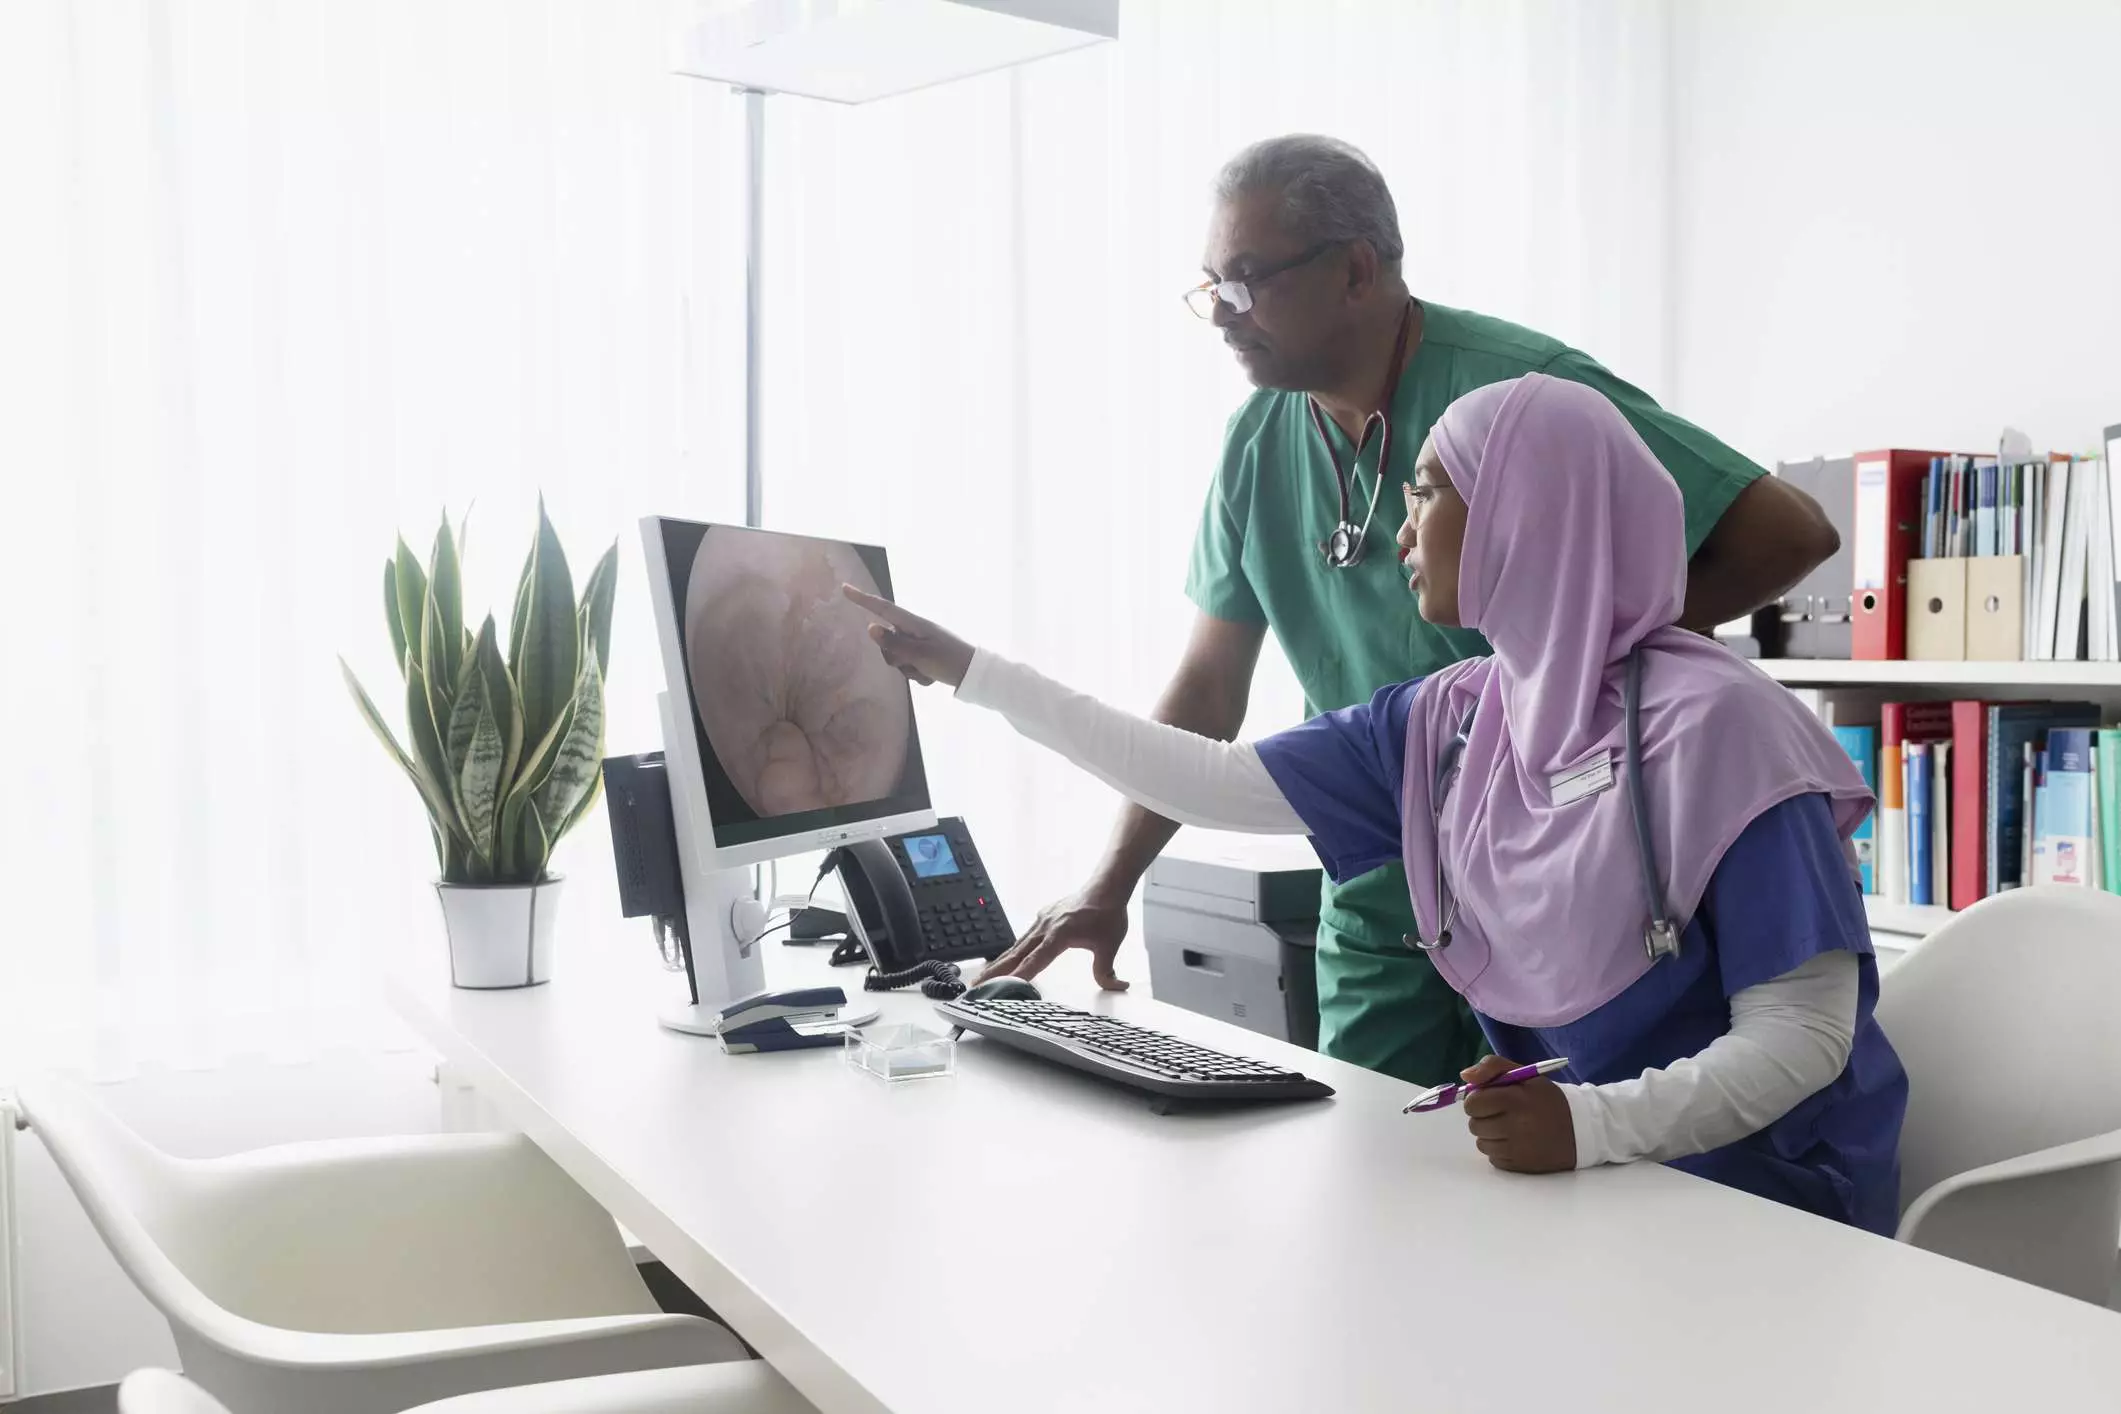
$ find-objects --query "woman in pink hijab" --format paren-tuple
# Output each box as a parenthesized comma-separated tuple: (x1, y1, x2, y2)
(848, 373, 1907, 1232)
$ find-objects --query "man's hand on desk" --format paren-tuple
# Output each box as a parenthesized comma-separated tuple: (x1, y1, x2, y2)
(985, 889, 1132, 992)
(842, 586, 976, 689)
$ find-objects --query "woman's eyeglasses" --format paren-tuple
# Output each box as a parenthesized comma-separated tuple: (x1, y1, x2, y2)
(1404, 481, 1454, 518)
(1183, 242, 1335, 319)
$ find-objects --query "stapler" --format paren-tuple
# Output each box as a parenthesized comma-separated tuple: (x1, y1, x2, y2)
(711, 987, 875, 1053)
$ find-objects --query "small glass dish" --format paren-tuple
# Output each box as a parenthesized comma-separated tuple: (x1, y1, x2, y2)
(845, 1022, 957, 1083)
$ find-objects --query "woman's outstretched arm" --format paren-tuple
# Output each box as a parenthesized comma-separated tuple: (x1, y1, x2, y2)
(843, 586, 1305, 835)
(957, 649, 1306, 835)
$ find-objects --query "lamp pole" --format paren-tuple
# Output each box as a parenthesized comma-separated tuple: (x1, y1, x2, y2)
(740, 87, 765, 530)
(691, 6, 1117, 532)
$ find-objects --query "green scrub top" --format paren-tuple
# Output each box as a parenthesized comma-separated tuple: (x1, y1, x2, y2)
(1185, 301, 1765, 1085)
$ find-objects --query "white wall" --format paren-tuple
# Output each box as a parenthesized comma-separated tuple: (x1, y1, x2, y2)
(1671, 0, 2121, 465)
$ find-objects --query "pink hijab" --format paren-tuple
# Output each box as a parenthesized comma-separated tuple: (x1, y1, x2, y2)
(1401, 374, 1872, 1028)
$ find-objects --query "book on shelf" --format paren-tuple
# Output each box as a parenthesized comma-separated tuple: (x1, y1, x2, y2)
(1878, 735, 1905, 905)
(1906, 741, 1934, 906)
(2101, 727, 2121, 891)
(1852, 449, 1947, 661)
(2034, 460, 2065, 657)
(2032, 729, 2096, 887)
(2087, 737, 2104, 890)
(1987, 702, 2102, 894)
(1841, 699, 2112, 917)
(1832, 724, 1878, 893)
(1948, 699, 1992, 910)
(2088, 464, 2116, 667)
(1893, 447, 2115, 662)
(1878, 701, 1944, 901)
(2055, 462, 2092, 661)
(2021, 741, 2036, 885)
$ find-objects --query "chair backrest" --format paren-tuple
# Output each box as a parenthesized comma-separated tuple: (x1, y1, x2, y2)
(1874, 885, 2121, 1211)
(119, 1368, 235, 1414)
(19, 1076, 658, 1344)
(12, 1077, 230, 1339)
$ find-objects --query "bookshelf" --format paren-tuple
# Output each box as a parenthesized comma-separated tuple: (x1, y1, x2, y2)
(1762, 659, 2121, 954)
(1759, 435, 2121, 953)
(1757, 659, 2121, 692)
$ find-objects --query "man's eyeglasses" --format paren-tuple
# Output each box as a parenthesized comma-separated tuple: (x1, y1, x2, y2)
(1183, 242, 1335, 319)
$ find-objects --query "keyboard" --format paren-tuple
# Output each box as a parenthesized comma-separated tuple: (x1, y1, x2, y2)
(936, 997, 1335, 1106)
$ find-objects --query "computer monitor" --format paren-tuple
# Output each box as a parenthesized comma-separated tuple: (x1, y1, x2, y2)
(641, 516, 939, 1024)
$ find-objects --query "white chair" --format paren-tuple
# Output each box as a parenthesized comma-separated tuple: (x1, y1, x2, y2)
(121, 1369, 234, 1414)
(1875, 884, 2121, 1303)
(121, 1366, 817, 1414)
(21, 1077, 766, 1414)
(398, 1367, 816, 1413)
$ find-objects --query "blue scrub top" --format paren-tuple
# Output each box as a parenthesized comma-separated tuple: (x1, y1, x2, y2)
(1257, 679, 1908, 1235)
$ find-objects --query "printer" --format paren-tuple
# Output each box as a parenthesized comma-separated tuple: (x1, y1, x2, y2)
(1143, 832, 1322, 1052)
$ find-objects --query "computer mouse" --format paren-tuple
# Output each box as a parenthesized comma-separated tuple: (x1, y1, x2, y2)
(960, 975, 1041, 1004)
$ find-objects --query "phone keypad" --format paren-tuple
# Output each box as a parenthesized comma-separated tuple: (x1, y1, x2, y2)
(901, 822, 1012, 960)
(922, 895, 1006, 954)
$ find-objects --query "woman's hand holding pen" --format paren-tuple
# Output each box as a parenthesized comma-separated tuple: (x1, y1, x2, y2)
(842, 586, 977, 690)
(1460, 1055, 1576, 1173)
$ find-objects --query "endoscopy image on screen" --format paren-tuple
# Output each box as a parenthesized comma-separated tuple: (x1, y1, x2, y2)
(660, 520, 932, 850)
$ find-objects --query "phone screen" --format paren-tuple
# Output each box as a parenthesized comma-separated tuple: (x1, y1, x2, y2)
(902, 833, 959, 879)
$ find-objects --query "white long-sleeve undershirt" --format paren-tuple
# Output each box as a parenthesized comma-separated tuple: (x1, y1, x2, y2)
(955, 647, 1860, 1168)
(956, 648, 1306, 835)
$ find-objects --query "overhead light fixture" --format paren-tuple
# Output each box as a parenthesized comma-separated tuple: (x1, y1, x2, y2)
(678, 0, 1118, 106)
(676, 0, 1118, 526)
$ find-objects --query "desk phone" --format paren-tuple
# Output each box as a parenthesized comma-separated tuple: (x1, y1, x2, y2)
(834, 817, 1015, 973)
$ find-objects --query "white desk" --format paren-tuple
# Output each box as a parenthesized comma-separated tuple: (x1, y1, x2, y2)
(389, 928, 2121, 1414)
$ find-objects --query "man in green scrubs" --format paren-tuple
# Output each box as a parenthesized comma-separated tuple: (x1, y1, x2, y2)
(986, 135, 1839, 1085)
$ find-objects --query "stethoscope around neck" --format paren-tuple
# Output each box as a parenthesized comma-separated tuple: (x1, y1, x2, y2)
(1309, 299, 1417, 570)
(1409, 647, 1682, 964)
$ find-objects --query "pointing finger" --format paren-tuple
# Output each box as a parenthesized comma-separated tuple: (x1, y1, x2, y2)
(842, 584, 921, 629)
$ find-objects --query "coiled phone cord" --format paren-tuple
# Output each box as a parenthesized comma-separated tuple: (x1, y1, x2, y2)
(817, 846, 969, 998)
(861, 957, 966, 1001)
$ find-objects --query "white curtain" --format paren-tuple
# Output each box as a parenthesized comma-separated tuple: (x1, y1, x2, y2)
(0, 0, 1677, 1078)
(1, 0, 736, 1075)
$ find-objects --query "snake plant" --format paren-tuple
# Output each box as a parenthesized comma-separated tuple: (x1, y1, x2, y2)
(342, 500, 617, 886)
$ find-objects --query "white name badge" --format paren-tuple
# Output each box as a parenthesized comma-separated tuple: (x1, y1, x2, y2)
(1550, 750, 1616, 807)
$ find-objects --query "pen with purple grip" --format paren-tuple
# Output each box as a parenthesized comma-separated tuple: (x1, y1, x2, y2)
(1404, 1056, 1571, 1114)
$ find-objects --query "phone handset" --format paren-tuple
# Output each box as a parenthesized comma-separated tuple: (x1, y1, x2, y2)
(828, 839, 967, 999)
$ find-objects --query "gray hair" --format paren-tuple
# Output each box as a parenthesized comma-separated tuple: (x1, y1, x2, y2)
(1213, 135, 1404, 265)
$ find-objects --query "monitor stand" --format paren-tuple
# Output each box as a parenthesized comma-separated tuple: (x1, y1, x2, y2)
(657, 691, 768, 1034)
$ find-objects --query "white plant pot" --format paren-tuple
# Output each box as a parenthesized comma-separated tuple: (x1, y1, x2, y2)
(435, 876, 564, 989)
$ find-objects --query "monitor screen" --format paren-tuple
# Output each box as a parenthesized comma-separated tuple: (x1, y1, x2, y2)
(901, 833, 959, 879)
(657, 520, 933, 852)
